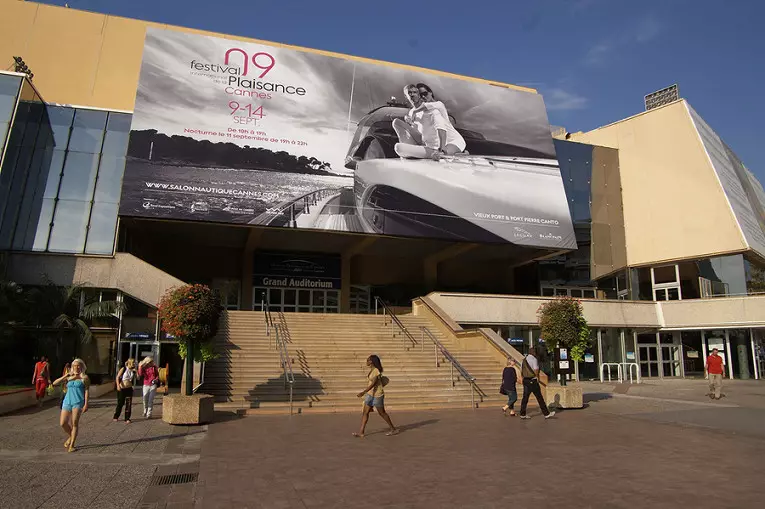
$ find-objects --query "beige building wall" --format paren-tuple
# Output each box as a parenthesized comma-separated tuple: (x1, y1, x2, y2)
(571, 100, 748, 268)
(425, 292, 765, 330)
(0, 0, 534, 112)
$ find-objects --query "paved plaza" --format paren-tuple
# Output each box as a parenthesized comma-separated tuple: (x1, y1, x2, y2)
(1, 380, 763, 508)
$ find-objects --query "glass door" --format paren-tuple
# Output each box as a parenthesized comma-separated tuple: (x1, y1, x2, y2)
(659, 332, 683, 377)
(639, 345, 659, 378)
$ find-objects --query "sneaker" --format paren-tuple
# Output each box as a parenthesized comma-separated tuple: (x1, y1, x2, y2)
(520, 415, 531, 420)
(545, 411, 556, 419)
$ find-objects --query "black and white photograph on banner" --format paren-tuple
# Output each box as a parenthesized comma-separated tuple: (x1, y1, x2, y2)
(120, 27, 577, 249)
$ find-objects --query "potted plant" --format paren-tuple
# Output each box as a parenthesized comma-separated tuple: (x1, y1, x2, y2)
(158, 284, 221, 424)
(537, 297, 590, 408)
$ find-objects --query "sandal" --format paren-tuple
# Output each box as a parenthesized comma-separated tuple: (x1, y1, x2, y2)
(386, 429, 400, 436)
(352, 433, 364, 438)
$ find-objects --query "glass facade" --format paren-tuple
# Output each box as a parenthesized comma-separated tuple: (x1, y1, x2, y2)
(532, 140, 594, 295)
(0, 74, 129, 254)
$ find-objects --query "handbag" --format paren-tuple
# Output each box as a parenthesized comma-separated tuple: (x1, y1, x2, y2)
(45, 385, 55, 396)
(499, 384, 507, 395)
(380, 375, 390, 387)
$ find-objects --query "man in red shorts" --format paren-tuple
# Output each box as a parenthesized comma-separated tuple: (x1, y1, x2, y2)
(705, 348, 725, 400)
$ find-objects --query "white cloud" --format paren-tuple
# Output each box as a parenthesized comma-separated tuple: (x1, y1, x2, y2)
(543, 88, 588, 111)
(584, 42, 613, 66)
(583, 16, 664, 67)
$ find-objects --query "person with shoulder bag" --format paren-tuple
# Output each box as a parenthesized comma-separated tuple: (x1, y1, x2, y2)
(519, 347, 555, 420)
(138, 356, 160, 418)
(113, 358, 136, 423)
(500, 358, 519, 416)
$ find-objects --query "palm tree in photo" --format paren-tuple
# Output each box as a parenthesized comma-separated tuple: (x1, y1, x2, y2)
(26, 279, 126, 365)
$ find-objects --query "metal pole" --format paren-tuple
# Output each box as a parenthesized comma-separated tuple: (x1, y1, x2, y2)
(751, 329, 760, 380)
(470, 382, 475, 409)
(421, 329, 424, 351)
(434, 343, 438, 367)
(289, 382, 293, 416)
(450, 363, 454, 387)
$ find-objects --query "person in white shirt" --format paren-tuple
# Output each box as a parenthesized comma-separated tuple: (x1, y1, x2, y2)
(416, 83, 466, 156)
(392, 84, 465, 161)
(519, 347, 555, 419)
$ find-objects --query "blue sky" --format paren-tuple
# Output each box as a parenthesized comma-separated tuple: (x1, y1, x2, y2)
(41, 0, 765, 182)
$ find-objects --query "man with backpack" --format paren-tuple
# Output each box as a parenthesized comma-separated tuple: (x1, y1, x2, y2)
(519, 347, 555, 420)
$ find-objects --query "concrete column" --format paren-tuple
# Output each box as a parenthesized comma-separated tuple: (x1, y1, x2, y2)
(241, 228, 265, 311)
(340, 254, 351, 313)
(340, 237, 378, 313)
(725, 330, 734, 380)
(423, 243, 477, 292)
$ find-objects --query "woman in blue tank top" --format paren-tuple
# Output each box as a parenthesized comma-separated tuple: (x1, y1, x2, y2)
(52, 358, 90, 452)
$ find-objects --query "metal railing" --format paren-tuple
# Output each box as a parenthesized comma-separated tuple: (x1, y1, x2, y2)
(375, 297, 418, 349)
(621, 362, 640, 384)
(273, 324, 295, 415)
(250, 187, 346, 227)
(601, 363, 623, 383)
(420, 326, 481, 409)
(262, 299, 294, 414)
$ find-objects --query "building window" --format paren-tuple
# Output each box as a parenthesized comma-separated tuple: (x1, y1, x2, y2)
(0, 96, 130, 254)
(651, 264, 682, 301)
(541, 285, 597, 299)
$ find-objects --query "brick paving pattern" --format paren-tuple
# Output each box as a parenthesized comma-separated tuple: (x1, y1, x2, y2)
(1, 380, 764, 508)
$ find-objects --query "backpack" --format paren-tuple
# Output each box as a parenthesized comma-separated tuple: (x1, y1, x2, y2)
(521, 356, 536, 378)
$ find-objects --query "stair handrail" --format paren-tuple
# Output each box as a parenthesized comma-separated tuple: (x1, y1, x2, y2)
(274, 324, 295, 415)
(374, 297, 418, 349)
(263, 297, 275, 348)
(420, 326, 481, 409)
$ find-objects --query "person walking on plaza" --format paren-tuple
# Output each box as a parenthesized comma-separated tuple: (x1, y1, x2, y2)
(138, 356, 160, 418)
(500, 358, 518, 416)
(32, 356, 51, 406)
(52, 358, 89, 452)
(113, 358, 136, 423)
(353, 355, 398, 438)
(705, 348, 726, 400)
(519, 347, 555, 420)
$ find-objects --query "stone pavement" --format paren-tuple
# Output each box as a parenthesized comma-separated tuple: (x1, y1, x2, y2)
(2, 380, 764, 508)
(0, 394, 202, 509)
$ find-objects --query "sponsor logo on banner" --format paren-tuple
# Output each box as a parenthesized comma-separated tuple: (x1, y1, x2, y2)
(120, 28, 577, 249)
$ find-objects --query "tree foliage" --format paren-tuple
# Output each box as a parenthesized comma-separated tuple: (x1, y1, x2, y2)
(537, 297, 591, 362)
(158, 284, 221, 345)
(748, 263, 765, 293)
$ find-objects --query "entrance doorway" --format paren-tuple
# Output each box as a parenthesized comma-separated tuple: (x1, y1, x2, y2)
(638, 344, 659, 378)
(252, 287, 340, 313)
(119, 341, 158, 367)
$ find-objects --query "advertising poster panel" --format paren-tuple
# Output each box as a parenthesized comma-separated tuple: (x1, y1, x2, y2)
(120, 28, 577, 249)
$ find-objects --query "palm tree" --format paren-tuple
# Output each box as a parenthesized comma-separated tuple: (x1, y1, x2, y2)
(0, 280, 26, 339)
(26, 279, 126, 365)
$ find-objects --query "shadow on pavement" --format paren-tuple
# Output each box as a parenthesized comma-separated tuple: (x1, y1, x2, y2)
(365, 419, 440, 436)
(211, 411, 244, 423)
(76, 430, 205, 450)
(583, 392, 612, 403)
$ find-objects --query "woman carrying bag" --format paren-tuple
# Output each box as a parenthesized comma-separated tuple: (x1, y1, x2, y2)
(500, 358, 519, 416)
(113, 358, 136, 423)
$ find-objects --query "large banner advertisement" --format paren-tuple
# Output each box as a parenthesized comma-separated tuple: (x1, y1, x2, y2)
(120, 28, 577, 249)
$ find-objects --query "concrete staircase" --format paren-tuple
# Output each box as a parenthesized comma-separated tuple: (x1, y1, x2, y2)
(204, 311, 510, 414)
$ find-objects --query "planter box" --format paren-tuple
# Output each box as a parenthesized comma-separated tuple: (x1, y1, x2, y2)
(545, 385, 583, 409)
(162, 393, 214, 425)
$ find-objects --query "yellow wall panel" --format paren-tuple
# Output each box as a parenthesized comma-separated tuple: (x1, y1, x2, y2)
(0, 1, 39, 59)
(23, 5, 106, 106)
(1, 1, 534, 111)
(90, 16, 148, 111)
(573, 101, 746, 267)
